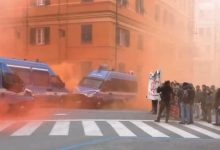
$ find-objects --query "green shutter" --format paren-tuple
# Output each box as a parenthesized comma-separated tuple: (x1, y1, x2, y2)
(30, 28, 36, 45)
(45, 27, 50, 44)
(45, 0, 51, 5)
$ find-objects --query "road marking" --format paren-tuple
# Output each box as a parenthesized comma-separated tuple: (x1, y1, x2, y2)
(54, 113, 67, 116)
(107, 121, 136, 137)
(82, 121, 103, 136)
(185, 124, 220, 139)
(197, 122, 220, 131)
(0, 121, 13, 132)
(156, 123, 199, 138)
(49, 121, 70, 136)
(131, 121, 169, 138)
(11, 121, 42, 136)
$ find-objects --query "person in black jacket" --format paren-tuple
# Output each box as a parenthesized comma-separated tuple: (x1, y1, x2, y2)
(213, 88, 220, 126)
(155, 80, 173, 123)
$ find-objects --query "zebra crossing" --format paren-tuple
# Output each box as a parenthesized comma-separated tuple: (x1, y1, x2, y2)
(0, 120, 220, 139)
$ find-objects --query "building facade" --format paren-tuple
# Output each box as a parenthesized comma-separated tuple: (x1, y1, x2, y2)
(0, 0, 194, 108)
(193, 0, 216, 86)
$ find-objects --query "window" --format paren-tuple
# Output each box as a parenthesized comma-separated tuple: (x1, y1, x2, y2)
(104, 78, 137, 92)
(32, 70, 49, 87)
(10, 67, 31, 85)
(136, 0, 145, 14)
(117, 28, 130, 47)
(137, 35, 144, 50)
(79, 78, 103, 89)
(36, 0, 50, 6)
(81, 25, 92, 43)
(117, 0, 128, 7)
(30, 27, 50, 45)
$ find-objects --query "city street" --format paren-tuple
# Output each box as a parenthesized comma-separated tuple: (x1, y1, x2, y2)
(0, 108, 220, 150)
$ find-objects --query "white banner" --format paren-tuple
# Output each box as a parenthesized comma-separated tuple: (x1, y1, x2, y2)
(147, 70, 161, 101)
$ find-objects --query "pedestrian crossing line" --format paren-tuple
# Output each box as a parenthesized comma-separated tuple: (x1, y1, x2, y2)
(185, 124, 220, 139)
(107, 121, 136, 137)
(0, 121, 13, 132)
(196, 122, 220, 132)
(131, 121, 169, 138)
(156, 123, 199, 139)
(11, 121, 43, 136)
(49, 121, 70, 136)
(82, 121, 103, 136)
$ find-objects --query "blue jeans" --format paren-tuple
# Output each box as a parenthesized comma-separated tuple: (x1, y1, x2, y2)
(180, 102, 191, 123)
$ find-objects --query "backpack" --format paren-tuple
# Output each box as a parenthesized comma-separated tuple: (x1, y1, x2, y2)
(182, 89, 189, 102)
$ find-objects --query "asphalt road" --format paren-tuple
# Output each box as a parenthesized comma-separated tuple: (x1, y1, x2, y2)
(0, 108, 220, 150)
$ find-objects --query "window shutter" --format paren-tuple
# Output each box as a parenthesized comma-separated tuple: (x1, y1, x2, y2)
(123, 0, 128, 6)
(30, 28, 36, 45)
(140, 0, 145, 14)
(125, 31, 130, 47)
(31, 0, 36, 6)
(116, 28, 120, 45)
(45, 0, 51, 5)
(45, 27, 50, 44)
(136, 0, 139, 12)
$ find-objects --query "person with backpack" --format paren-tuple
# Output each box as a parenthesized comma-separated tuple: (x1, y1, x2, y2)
(205, 87, 214, 123)
(179, 82, 191, 124)
(200, 85, 208, 121)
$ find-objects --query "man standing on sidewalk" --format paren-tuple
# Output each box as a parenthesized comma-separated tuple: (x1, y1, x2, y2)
(194, 85, 202, 119)
(155, 80, 173, 123)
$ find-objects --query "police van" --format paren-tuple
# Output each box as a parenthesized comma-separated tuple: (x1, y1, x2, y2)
(74, 67, 138, 108)
(0, 61, 33, 114)
(0, 58, 68, 105)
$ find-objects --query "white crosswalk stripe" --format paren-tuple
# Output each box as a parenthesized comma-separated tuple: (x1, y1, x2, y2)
(11, 121, 43, 136)
(107, 121, 136, 137)
(156, 123, 199, 138)
(82, 121, 103, 136)
(1, 120, 220, 139)
(0, 121, 13, 132)
(131, 121, 169, 138)
(49, 121, 70, 136)
(197, 122, 220, 132)
(185, 124, 220, 139)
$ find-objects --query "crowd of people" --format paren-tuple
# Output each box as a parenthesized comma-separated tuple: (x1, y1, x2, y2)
(153, 80, 220, 126)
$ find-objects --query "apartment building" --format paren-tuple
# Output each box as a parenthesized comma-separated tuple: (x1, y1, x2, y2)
(0, 0, 194, 104)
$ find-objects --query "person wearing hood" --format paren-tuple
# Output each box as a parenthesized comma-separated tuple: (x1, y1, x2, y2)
(155, 80, 173, 123)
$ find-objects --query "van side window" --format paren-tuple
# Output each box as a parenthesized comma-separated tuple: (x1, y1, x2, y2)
(10, 67, 31, 85)
(50, 76, 64, 88)
(107, 78, 137, 92)
(32, 70, 49, 87)
(1, 64, 24, 93)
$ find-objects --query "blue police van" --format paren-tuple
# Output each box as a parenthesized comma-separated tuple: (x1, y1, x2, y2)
(74, 67, 138, 108)
(0, 58, 68, 106)
(0, 61, 33, 114)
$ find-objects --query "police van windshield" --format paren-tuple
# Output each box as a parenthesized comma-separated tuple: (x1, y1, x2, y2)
(79, 77, 103, 89)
